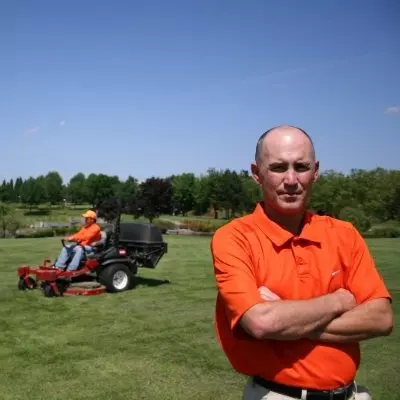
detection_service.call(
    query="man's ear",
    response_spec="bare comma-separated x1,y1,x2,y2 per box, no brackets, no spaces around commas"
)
313,161,320,183
251,163,261,185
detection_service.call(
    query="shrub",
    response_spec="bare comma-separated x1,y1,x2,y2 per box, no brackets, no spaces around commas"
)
0,202,22,238
152,219,177,231
338,207,371,233
177,219,226,233
53,226,80,236
363,227,400,238
15,228,55,238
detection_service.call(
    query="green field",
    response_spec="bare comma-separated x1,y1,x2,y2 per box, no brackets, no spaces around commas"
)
0,236,398,400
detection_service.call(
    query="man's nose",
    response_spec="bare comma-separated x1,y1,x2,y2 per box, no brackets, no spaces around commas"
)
284,169,298,185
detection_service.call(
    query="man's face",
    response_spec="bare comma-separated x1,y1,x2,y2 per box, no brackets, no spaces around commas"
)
251,130,319,215
84,217,94,225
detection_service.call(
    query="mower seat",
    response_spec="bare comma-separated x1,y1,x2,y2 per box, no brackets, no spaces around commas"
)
90,231,108,252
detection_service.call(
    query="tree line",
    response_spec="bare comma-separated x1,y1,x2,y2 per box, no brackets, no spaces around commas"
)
1,167,400,231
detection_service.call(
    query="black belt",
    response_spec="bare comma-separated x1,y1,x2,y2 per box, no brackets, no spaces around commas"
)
253,376,354,400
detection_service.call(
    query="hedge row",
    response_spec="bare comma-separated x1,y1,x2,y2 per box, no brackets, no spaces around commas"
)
12,219,400,239
15,225,80,239
177,219,225,232
363,227,400,238
12,218,224,239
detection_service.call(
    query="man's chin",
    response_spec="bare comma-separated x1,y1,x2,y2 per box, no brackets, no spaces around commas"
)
275,200,305,215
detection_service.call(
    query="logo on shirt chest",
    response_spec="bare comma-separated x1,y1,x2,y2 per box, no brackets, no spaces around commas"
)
257,256,346,300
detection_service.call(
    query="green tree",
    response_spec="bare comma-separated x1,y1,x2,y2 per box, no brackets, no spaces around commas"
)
0,202,21,237
0,180,8,202
193,175,210,216
219,169,244,218
172,173,196,216
45,171,64,204
117,176,139,211
310,171,352,216
14,177,23,203
206,168,226,219
85,173,121,208
339,206,371,233
67,173,87,204
135,177,173,222
20,177,47,209
239,170,261,213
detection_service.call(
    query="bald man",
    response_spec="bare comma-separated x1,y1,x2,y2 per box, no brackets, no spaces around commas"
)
211,126,392,400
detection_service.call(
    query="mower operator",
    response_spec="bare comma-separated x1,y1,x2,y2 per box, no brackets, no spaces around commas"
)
54,210,101,271
211,125,393,400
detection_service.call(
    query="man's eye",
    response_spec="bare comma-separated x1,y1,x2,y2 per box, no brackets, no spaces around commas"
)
268,163,311,173
269,165,287,172
295,164,311,172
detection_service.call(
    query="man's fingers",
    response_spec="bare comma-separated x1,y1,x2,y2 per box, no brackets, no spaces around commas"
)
258,286,281,301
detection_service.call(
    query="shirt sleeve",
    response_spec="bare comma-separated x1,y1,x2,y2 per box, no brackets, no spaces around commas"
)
70,225,100,244
211,224,263,335
70,228,84,241
345,225,392,304
85,224,101,244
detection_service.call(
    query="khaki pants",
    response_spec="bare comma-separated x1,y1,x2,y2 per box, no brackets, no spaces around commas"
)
243,378,372,400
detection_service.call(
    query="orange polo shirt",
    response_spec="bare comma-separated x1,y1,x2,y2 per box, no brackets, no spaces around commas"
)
211,203,391,390
70,223,101,246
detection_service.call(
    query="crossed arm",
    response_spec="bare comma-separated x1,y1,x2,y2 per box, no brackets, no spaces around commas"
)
308,297,393,343
246,286,393,343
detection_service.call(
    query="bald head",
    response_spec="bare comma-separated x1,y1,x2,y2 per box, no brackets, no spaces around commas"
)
255,125,315,166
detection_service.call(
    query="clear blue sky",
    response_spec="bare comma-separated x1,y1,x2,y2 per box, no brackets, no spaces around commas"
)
1,0,399,183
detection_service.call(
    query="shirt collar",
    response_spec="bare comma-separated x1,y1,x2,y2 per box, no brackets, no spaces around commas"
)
252,202,322,247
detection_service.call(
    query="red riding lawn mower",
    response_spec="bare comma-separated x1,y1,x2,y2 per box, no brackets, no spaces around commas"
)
17,210,168,297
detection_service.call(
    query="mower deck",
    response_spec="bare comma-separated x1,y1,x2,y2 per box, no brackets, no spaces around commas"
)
17,258,104,297
63,281,106,296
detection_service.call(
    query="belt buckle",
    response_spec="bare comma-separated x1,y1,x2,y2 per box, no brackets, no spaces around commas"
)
330,385,350,400
306,386,349,400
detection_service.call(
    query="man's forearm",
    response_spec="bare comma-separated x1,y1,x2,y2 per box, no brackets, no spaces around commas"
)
242,292,346,341
307,298,393,343
307,331,375,343
262,295,342,339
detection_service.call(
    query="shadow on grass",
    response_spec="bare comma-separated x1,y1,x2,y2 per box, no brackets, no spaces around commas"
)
68,275,171,288
133,276,171,288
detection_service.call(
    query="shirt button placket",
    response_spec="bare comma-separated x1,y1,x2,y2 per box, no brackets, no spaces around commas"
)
293,240,309,276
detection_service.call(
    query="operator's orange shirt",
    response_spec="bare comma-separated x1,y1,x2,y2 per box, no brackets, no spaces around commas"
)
211,203,391,390
70,223,101,246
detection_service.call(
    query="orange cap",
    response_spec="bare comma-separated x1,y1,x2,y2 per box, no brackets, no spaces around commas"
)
82,210,97,220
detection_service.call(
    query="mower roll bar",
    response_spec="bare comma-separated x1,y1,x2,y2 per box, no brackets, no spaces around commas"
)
111,198,122,248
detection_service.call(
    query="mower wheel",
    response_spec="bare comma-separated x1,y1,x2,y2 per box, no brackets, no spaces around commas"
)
43,283,56,297
98,264,134,293
18,277,37,290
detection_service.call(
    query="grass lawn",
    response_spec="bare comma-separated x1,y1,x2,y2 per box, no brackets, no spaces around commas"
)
0,236,398,400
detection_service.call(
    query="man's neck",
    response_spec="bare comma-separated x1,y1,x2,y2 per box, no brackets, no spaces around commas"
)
262,202,306,236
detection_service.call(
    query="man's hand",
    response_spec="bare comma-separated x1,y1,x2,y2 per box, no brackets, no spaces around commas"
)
333,288,357,313
258,286,281,301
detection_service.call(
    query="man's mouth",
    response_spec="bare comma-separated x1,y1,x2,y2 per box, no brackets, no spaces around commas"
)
278,192,301,196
